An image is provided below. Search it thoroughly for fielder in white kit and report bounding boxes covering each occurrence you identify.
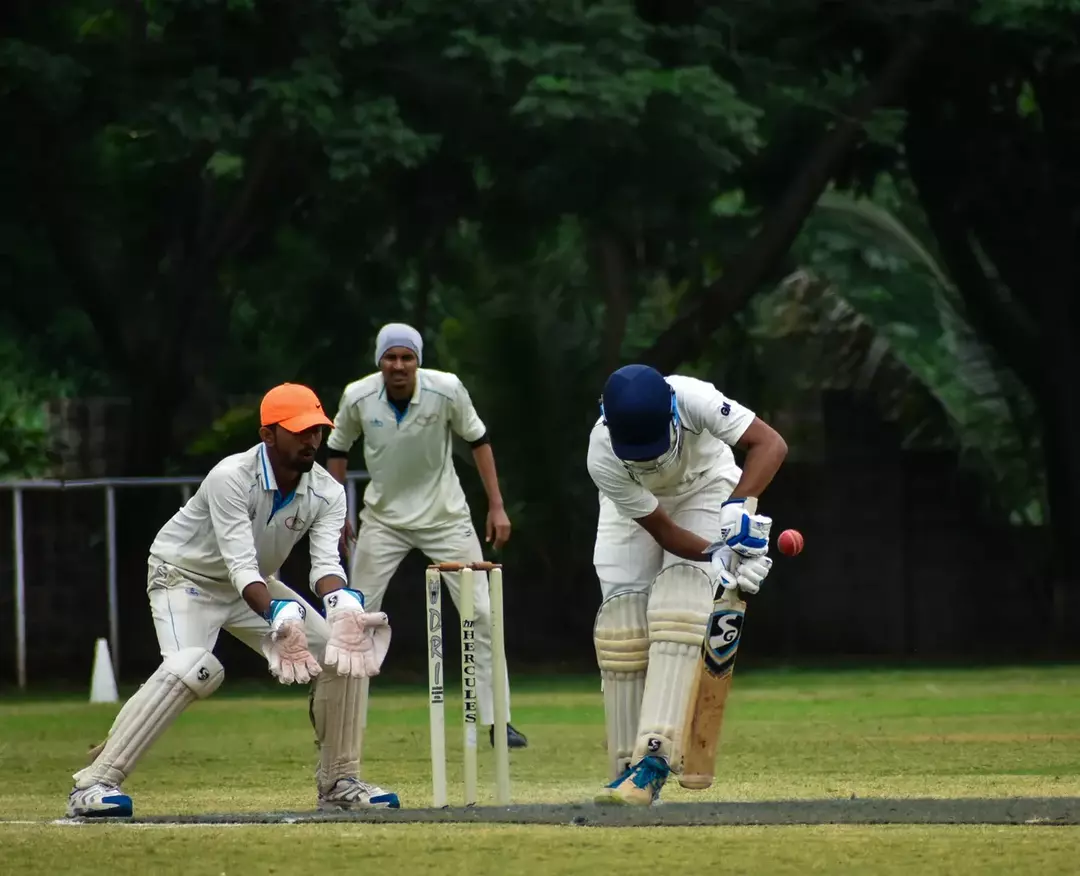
[66,383,398,818]
[589,364,788,805]
[326,322,527,749]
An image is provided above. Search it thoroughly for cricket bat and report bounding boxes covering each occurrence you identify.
[678,497,755,790]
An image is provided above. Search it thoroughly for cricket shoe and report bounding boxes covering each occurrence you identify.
[66,783,133,818]
[318,777,400,810]
[594,755,669,806]
[489,722,529,749]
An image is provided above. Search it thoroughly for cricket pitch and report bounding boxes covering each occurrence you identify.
[52,796,1080,827]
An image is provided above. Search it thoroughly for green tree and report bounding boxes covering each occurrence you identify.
[901,1,1080,607]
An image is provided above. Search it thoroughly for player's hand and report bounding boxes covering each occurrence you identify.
[731,555,773,595]
[715,499,772,559]
[263,600,322,685]
[710,546,739,593]
[323,588,391,678]
[486,505,512,551]
[709,547,773,596]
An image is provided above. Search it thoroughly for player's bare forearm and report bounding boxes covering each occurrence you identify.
[636,506,713,561]
[326,455,348,486]
[314,574,347,598]
[471,443,506,511]
[731,417,788,500]
[242,581,272,618]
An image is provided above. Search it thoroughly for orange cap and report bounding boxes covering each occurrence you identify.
[260,383,333,433]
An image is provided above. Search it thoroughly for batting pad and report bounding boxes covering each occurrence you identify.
[311,670,364,793]
[594,590,649,780]
[631,563,713,769]
[74,647,223,789]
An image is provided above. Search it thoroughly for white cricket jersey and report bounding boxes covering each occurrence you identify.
[149,443,348,596]
[327,368,487,529]
[587,374,756,519]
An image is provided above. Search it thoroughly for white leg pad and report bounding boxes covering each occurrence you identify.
[74,647,223,789]
[632,563,713,770]
[312,670,364,794]
[85,689,140,763]
[594,590,649,780]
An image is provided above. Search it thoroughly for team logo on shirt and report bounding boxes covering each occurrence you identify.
[369,418,385,427]
[285,514,306,531]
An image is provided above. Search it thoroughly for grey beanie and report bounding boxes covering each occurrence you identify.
[374,322,423,366]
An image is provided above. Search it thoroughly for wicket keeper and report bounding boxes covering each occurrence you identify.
[66,383,399,818]
[589,364,788,804]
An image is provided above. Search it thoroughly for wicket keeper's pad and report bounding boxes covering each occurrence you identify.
[594,590,649,781]
[311,668,364,794]
[73,647,224,789]
[629,563,713,769]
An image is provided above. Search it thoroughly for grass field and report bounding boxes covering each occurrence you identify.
[3,665,1080,874]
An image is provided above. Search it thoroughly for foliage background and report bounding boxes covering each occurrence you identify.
[2,0,1078,674]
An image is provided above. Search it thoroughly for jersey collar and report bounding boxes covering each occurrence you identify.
[378,371,424,405]
[257,442,308,496]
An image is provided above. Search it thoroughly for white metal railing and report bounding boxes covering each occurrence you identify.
[1,471,369,690]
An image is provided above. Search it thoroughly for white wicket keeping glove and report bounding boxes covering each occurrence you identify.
[262,600,323,685]
[323,588,391,678]
[709,546,774,596]
[712,498,773,559]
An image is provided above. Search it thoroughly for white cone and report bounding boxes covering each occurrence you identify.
[89,637,119,703]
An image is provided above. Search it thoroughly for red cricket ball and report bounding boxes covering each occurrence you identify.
[778,529,804,557]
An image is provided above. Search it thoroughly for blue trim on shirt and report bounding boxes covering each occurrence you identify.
[388,396,409,424]
[267,488,295,524]
[259,444,272,488]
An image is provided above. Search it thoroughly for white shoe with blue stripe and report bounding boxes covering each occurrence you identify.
[66,783,133,818]
[318,777,400,810]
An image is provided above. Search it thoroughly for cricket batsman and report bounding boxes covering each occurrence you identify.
[66,383,399,818]
[589,364,788,804]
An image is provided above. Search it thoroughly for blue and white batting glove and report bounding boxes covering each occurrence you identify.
[709,546,774,596]
[716,498,773,559]
[709,545,740,593]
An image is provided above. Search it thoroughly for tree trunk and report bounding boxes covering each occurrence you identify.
[1033,243,1080,642]
[123,366,187,476]
[641,29,929,373]
[414,261,432,338]
[595,231,630,374]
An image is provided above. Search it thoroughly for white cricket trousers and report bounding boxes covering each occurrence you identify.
[593,477,735,598]
[350,510,511,725]
[147,558,331,658]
